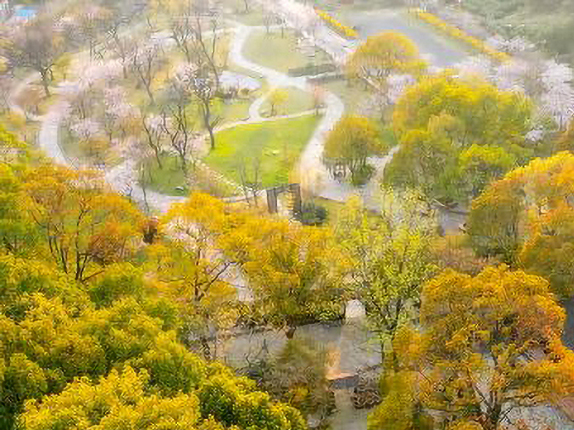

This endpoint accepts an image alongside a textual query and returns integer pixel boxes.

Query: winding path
[25,22,347,212]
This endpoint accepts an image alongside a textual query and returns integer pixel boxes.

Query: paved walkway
[10,8,449,215]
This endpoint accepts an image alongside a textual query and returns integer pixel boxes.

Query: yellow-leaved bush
[410,9,511,62]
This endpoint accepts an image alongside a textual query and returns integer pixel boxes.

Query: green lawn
[220,0,266,25]
[142,153,189,197]
[204,115,321,187]
[142,153,239,198]
[323,79,373,114]
[260,87,315,117]
[243,30,332,74]
[219,97,253,123]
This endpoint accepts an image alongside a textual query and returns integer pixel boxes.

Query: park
[3,0,574,429]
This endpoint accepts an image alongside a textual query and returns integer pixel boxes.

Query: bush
[296,202,328,226]
[410,9,511,62]
[350,164,375,186]
[315,8,359,40]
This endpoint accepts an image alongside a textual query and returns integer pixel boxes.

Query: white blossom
[525,127,545,143]
[456,55,494,79]
[70,118,102,140]
[387,74,415,104]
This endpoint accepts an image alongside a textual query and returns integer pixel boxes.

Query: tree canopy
[385,73,533,203]
[370,265,574,430]
[468,151,574,297]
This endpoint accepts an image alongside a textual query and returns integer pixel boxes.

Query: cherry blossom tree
[73,5,113,60]
[102,86,139,145]
[141,113,165,168]
[540,60,574,129]
[70,117,108,163]
[131,41,164,105]
[6,16,65,97]
[360,74,415,119]
[176,63,221,150]
[160,78,196,174]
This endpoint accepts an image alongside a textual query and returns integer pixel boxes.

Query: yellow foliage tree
[346,31,426,84]
[371,266,574,430]
[324,115,384,185]
[468,151,574,296]
[21,165,143,282]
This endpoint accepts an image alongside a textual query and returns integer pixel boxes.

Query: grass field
[204,114,321,187]
[243,30,331,74]
[260,87,315,117]
[322,79,373,114]
[143,153,189,196]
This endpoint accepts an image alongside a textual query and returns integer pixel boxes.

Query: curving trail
[25,22,347,212]
[229,25,345,192]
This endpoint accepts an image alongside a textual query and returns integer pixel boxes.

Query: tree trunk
[200,336,212,360]
[154,150,163,169]
[286,326,297,339]
[207,125,216,150]
[40,70,51,97]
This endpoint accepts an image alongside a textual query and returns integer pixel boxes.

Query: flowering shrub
[315,8,358,40]
[410,9,510,63]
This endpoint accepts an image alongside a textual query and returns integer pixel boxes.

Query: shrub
[315,8,359,40]
[410,9,511,62]
[296,202,328,226]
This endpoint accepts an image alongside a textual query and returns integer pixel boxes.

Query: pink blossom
[70,118,102,140]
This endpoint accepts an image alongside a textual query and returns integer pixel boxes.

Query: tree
[5,16,65,97]
[334,191,437,362]
[458,144,516,197]
[105,26,137,79]
[20,367,201,430]
[157,193,237,358]
[386,73,533,203]
[0,127,39,255]
[146,241,236,360]
[269,88,288,116]
[237,156,262,206]
[141,114,165,169]
[161,77,197,174]
[162,0,222,88]
[222,214,342,338]
[346,32,426,85]
[131,40,164,105]
[247,338,335,427]
[384,119,464,203]
[176,64,221,150]
[373,266,574,430]
[468,151,574,297]
[22,165,143,282]
[324,115,384,185]
[393,73,532,149]
[72,5,113,60]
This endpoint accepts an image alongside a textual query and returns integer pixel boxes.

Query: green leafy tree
[387,73,532,203]
[334,190,438,362]
[324,115,384,185]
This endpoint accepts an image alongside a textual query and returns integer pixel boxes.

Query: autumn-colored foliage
[371,265,574,430]
[410,9,511,63]
[346,31,426,84]
[315,8,358,39]
[469,151,574,297]
[386,73,532,203]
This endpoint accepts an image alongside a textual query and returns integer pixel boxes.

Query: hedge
[410,9,510,63]
[315,8,359,40]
